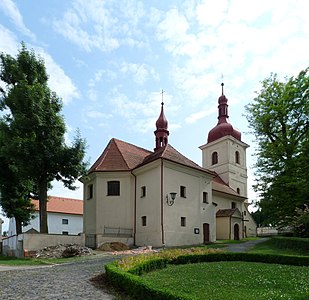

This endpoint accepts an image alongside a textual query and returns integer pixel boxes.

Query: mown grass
[141,261,309,300]
[248,238,309,256]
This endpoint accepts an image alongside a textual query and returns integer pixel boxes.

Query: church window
[244,211,246,216]
[181,217,186,227]
[62,219,68,225]
[237,188,240,194]
[203,192,208,203]
[212,152,218,165]
[141,186,146,197]
[107,181,120,196]
[87,184,93,200]
[231,202,236,209]
[235,151,240,164]
[142,216,147,226]
[180,186,186,198]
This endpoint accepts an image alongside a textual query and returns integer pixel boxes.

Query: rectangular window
[142,216,147,226]
[181,217,186,227]
[180,186,186,198]
[231,202,236,209]
[203,192,208,203]
[107,181,120,196]
[87,184,93,200]
[62,219,68,225]
[141,186,146,197]
[62,231,69,235]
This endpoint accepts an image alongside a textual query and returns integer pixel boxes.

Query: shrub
[270,236,309,251]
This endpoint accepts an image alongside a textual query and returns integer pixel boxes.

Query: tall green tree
[245,67,309,228]
[0,43,87,233]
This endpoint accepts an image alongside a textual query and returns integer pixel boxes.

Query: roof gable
[88,138,151,172]
[139,144,215,176]
[216,208,242,217]
[32,196,83,215]
[212,175,246,199]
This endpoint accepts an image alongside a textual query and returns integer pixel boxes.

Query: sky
[0,0,308,231]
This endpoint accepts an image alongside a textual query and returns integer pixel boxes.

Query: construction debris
[97,241,130,252]
[35,244,94,258]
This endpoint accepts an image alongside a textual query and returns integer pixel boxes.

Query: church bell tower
[199,84,249,197]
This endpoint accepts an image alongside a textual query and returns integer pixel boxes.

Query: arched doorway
[203,223,210,243]
[234,224,240,240]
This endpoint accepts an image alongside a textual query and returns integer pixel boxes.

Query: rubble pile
[98,241,130,252]
[35,243,94,258]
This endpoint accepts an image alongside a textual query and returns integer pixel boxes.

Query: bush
[270,236,309,251]
[105,249,309,300]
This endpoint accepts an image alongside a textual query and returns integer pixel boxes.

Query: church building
[82,85,256,249]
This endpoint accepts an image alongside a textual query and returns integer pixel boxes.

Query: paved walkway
[226,238,269,252]
[0,254,119,300]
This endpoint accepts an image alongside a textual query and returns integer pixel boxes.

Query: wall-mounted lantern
[166,192,177,206]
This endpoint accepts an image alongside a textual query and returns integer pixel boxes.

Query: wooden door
[234,224,240,240]
[203,223,210,243]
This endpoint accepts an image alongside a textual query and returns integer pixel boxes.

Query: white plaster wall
[9,212,83,235]
[200,136,248,197]
[28,212,83,235]
[84,176,97,234]
[94,172,134,235]
[163,161,215,246]
[135,161,162,247]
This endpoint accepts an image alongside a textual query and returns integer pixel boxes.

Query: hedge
[105,251,309,300]
[270,236,309,251]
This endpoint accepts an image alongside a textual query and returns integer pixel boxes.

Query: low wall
[2,233,85,257]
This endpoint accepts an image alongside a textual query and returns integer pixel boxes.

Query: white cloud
[0,0,35,40]
[0,24,19,57]
[185,107,217,124]
[37,50,80,105]
[52,0,147,52]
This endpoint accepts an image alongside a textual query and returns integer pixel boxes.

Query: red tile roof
[139,144,215,176]
[88,138,245,199]
[216,208,241,217]
[32,196,83,215]
[88,138,152,172]
[213,175,246,199]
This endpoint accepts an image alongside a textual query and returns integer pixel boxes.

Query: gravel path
[227,237,270,252]
[0,254,119,300]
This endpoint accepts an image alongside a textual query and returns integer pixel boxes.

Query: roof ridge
[114,139,130,169]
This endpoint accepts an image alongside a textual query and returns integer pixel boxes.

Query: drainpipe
[161,158,165,245]
[132,172,137,246]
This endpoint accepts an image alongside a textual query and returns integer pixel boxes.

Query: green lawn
[248,239,308,256]
[141,261,309,300]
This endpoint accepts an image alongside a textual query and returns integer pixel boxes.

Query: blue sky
[0,0,308,231]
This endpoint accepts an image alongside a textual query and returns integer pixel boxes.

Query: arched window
[235,151,240,164]
[212,151,218,165]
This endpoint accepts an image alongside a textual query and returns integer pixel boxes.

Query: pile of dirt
[35,243,94,258]
[97,242,130,252]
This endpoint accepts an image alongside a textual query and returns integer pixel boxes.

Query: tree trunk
[38,179,48,233]
[15,217,22,235]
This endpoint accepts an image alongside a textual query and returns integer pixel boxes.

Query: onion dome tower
[200,83,249,197]
[154,96,169,151]
[207,83,241,143]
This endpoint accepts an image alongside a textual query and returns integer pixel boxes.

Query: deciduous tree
[0,43,87,233]
[245,67,309,228]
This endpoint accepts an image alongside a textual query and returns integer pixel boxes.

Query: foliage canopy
[245,67,309,235]
[0,43,87,233]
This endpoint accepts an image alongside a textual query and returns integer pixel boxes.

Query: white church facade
[82,85,256,248]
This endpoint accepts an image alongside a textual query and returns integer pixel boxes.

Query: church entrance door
[234,224,240,240]
[203,223,210,243]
